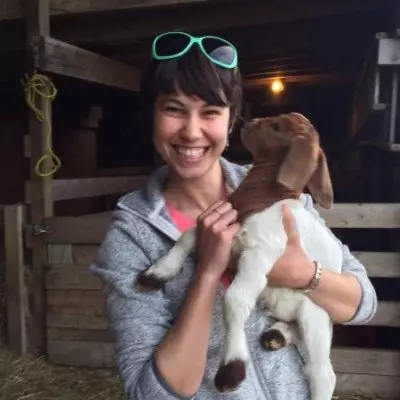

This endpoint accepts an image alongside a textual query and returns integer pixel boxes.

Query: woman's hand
[268,203,315,289]
[195,200,241,282]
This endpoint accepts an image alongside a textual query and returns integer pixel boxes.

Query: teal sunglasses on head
[151,31,238,69]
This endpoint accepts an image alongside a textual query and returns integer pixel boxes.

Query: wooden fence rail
[25,175,148,203]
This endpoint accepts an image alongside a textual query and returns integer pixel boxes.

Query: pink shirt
[166,188,235,289]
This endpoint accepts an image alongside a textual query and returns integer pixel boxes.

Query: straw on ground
[0,346,383,400]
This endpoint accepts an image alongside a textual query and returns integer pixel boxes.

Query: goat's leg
[298,299,336,400]
[261,321,299,351]
[214,247,275,392]
[136,228,196,291]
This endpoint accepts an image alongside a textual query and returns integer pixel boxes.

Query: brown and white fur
[136,113,342,400]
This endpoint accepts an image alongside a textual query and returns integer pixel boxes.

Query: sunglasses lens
[202,37,236,66]
[155,32,191,57]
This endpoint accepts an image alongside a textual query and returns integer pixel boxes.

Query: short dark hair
[140,45,243,132]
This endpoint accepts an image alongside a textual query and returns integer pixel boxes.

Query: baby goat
[137,112,342,400]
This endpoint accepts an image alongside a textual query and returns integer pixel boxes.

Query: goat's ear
[307,148,333,209]
[277,137,317,192]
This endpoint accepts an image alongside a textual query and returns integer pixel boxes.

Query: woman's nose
[181,114,203,140]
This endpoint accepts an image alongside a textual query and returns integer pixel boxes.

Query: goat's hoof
[214,359,246,393]
[261,329,286,351]
[135,271,166,291]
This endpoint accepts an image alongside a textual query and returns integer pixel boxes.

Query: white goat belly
[261,287,305,321]
[240,199,343,322]
[242,199,343,274]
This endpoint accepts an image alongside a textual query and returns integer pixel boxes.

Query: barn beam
[32,36,142,91]
[20,0,52,359]
[52,0,384,46]
[1,0,214,21]
[1,0,386,51]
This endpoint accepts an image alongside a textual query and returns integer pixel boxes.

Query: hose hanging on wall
[23,73,61,177]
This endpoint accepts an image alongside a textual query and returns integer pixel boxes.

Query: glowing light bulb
[270,79,284,94]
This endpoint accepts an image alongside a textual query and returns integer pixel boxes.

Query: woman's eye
[203,109,220,117]
[164,106,184,114]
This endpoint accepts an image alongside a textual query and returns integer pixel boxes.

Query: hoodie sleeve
[90,208,194,400]
[302,194,378,325]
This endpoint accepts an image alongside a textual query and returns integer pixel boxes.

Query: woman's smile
[172,145,211,164]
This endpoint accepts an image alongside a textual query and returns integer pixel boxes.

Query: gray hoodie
[90,157,377,400]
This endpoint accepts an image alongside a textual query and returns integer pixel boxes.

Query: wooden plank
[32,36,142,92]
[332,347,400,376]
[22,0,52,359]
[47,306,107,330]
[42,216,110,243]
[47,244,99,264]
[367,301,400,327]
[45,264,103,290]
[47,327,111,342]
[354,252,400,278]
[71,245,99,264]
[1,0,211,20]
[4,205,28,356]
[25,175,148,203]
[317,203,400,228]
[97,166,154,177]
[47,289,104,308]
[335,373,400,398]
[47,340,114,368]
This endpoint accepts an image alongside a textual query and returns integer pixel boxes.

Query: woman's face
[153,90,230,180]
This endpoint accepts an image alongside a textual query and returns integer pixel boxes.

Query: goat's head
[240,112,333,209]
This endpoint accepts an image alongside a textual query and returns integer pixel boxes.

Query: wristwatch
[299,261,323,293]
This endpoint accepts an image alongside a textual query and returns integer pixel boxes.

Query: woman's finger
[198,200,225,221]
[211,208,238,232]
[282,204,300,244]
[199,202,233,226]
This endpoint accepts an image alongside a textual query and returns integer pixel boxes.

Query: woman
[90,31,377,400]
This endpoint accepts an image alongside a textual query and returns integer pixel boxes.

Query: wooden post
[21,0,53,358]
[4,205,28,356]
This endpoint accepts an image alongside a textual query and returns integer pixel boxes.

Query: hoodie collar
[117,157,249,239]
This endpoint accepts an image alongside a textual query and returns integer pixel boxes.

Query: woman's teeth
[175,146,206,158]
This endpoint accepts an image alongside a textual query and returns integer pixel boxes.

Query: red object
[166,197,234,289]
